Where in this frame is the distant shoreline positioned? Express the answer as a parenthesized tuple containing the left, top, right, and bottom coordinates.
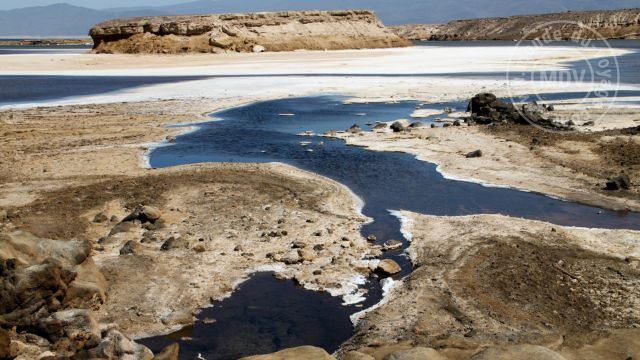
(0, 38, 91, 46)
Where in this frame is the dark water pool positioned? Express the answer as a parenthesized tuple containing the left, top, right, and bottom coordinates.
(0, 75, 207, 107)
(139, 272, 380, 360)
(143, 95, 640, 359)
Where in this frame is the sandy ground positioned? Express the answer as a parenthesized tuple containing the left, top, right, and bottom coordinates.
(339, 212, 640, 360)
(0, 46, 627, 76)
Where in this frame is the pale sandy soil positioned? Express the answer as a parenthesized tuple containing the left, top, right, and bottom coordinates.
(0, 46, 627, 75)
(338, 212, 640, 360)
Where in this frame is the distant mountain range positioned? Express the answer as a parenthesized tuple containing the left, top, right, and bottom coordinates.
(1, 0, 638, 37)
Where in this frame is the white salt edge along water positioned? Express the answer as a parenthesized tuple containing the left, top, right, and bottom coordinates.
(349, 277, 402, 325)
(388, 210, 414, 242)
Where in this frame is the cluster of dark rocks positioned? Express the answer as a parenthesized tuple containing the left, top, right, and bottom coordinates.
(466, 93, 571, 131)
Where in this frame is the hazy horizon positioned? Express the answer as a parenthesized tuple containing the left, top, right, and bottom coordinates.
(0, 0, 180, 10)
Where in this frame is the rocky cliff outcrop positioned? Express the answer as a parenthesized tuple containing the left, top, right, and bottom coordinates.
(393, 8, 640, 40)
(89, 10, 410, 54)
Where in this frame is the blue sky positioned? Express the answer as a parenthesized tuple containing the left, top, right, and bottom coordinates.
(0, 0, 182, 10)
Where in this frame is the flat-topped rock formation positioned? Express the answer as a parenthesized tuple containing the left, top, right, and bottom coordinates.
(89, 10, 410, 54)
(393, 8, 640, 40)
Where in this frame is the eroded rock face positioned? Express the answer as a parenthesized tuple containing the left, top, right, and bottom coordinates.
(0, 231, 105, 329)
(393, 9, 640, 41)
(89, 10, 410, 54)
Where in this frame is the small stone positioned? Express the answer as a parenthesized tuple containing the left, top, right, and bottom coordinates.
(347, 124, 363, 133)
(161, 236, 189, 251)
(383, 240, 403, 251)
(298, 249, 317, 262)
(234, 245, 244, 252)
(292, 241, 307, 249)
(93, 212, 109, 223)
(193, 244, 206, 253)
(313, 230, 323, 237)
(366, 234, 377, 242)
(280, 250, 302, 265)
(109, 221, 138, 236)
(313, 270, 323, 275)
(465, 150, 483, 158)
(390, 121, 405, 133)
(376, 259, 402, 276)
(252, 44, 266, 53)
(120, 240, 141, 255)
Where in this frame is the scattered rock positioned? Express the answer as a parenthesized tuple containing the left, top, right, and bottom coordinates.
(367, 234, 377, 242)
(383, 240, 403, 251)
(252, 44, 266, 53)
(582, 120, 595, 126)
(109, 221, 138, 236)
(120, 240, 142, 255)
(465, 150, 483, 158)
(74, 328, 153, 360)
(376, 259, 402, 276)
(160, 236, 189, 251)
(470, 345, 566, 360)
(390, 122, 405, 133)
(152, 343, 180, 360)
(373, 123, 388, 130)
(605, 174, 631, 191)
(348, 124, 363, 133)
(166, 135, 177, 143)
(292, 241, 307, 249)
(142, 219, 166, 231)
(193, 244, 206, 253)
(38, 309, 101, 349)
(240, 346, 335, 360)
(93, 212, 109, 223)
(453, 120, 461, 126)
(280, 251, 302, 265)
(122, 205, 163, 224)
(408, 122, 423, 128)
(384, 347, 447, 360)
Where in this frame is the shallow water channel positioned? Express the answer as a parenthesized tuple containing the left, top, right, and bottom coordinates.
(141, 95, 640, 359)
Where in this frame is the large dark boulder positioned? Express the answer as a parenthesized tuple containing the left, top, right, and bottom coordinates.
(466, 93, 563, 129)
(390, 121, 406, 133)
